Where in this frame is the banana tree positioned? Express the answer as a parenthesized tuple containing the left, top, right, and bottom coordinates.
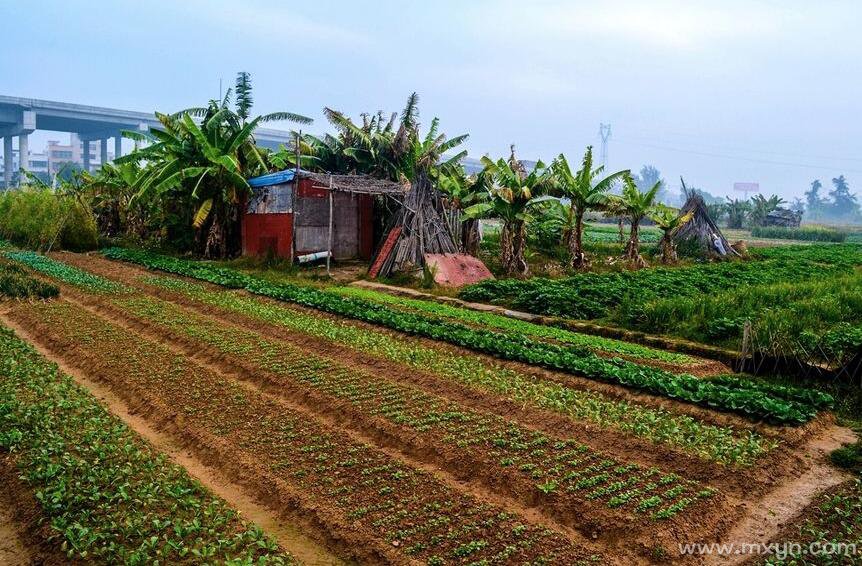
(465, 147, 552, 276)
(551, 146, 628, 269)
(121, 110, 268, 258)
(749, 193, 785, 227)
(621, 174, 661, 267)
(650, 204, 693, 264)
(437, 166, 488, 256)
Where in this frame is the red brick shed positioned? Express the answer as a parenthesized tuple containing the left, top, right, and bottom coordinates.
(242, 169, 405, 262)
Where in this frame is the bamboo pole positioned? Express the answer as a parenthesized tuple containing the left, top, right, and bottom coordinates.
(327, 174, 333, 276)
(291, 130, 301, 264)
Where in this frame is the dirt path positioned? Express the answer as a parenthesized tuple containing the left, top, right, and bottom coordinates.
(703, 425, 857, 565)
(0, 312, 348, 566)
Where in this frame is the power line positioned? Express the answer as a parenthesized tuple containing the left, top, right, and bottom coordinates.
(614, 138, 862, 175)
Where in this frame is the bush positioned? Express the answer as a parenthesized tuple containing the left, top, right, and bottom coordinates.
(751, 225, 848, 242)
(0, 187, 98, 251)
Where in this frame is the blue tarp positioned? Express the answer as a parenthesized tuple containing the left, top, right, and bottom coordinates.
(248, 168, 296, 188)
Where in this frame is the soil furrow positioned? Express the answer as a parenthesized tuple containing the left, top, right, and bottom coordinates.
(56, 285, 727, 548)
(5, 298, 614, 565)
(53, 253, 798, 489)
(0, 312, 347, 566)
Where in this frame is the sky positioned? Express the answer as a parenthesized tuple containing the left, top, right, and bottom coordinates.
(2, 0, 861, 201)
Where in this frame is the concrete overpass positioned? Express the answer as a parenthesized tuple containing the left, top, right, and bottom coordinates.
(0, 95, 296, 187)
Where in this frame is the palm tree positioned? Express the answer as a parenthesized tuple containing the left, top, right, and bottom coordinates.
(179, 71, 312, 127)
(621, 174, 661, 267)
(650, 204, 693, 264)
(465, 146, 553, 276)
(86, 160, 145, 237)
(749, 194, 785, 227)
(299, 93, 468, 183)
(602, 194, 628, 244)
(551, 146, 628, 268)
(725, 197, 751, 229)
(120, 110, 269, 258)
(437, 166, 488, 256)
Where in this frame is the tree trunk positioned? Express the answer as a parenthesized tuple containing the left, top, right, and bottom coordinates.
(511, 219, 529, 276)
(499, 223, 513, 273)
(567, 208, 589, 269)
(659, 232, 678, 264)
(203, 203, 228, 259)
(618, 217, 625, 244)
(624, 217, 647, 268)
(462, 218, 480, 256)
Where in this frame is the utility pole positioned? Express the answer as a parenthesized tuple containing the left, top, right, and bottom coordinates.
(598, 123, 611, 170)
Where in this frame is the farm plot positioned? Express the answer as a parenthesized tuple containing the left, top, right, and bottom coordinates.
(97, 248, 831, 426)
(4, 250, 854, 564)
(5, 299, 609, 565)
(0, 323, 294, 564)
(48, 253, 784, 470)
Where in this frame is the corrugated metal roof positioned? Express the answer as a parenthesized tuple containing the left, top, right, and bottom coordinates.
(248, 169, 296, 187)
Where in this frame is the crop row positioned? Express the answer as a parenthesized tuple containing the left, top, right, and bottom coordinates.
(112, 292, 715, 524)
(5, 251, 128, 294)
(0, 324, 294, 564)
(14, 299, 601, 564)
(333, 285, 696, 364)
(0, 257, 59, 299)
(101, 247, 830, 425)
(141, 274, 776, 465)
(460, 244, 862, 320)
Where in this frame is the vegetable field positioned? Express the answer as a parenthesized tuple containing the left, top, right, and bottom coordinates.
(0, 250, 858, 565)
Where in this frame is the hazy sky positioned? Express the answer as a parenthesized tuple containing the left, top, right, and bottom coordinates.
(3, 0, 860, 200)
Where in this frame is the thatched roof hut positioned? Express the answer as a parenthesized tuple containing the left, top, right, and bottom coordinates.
(674, 182, 738, 258)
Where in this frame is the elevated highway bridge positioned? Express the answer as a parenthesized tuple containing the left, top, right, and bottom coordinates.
(0, 94, 295, 187)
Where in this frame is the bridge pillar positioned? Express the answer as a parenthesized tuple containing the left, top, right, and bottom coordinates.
(114, 134, 122, 161)
(17, 133, 29, 184)
(3, 136, 12, 189)
(82, 139, 91, 172)
(100, 139, 108, 168)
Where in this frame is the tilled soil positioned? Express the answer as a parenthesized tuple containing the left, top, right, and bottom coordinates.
(10, 250, 856, 564)
(6, 299, 619, 565)
(0, 455, 77, 566)
(57, 287, 728, 550)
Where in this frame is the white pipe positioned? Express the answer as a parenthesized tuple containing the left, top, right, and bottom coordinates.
(297, 251, 331, 264)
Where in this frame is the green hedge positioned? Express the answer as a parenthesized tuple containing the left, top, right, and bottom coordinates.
(0, 324, 294, 564)
(101, 247, 833, 425)
(751, 225, 847, 242)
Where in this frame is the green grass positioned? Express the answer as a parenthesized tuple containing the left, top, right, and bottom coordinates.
(0, 324, 294, 564)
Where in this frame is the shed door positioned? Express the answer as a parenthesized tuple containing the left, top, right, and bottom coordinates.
(294, 192, 359, 259)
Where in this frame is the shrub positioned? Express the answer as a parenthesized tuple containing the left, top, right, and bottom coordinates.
(0, 187, 98, 251)
(751, 225, 848, 242)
